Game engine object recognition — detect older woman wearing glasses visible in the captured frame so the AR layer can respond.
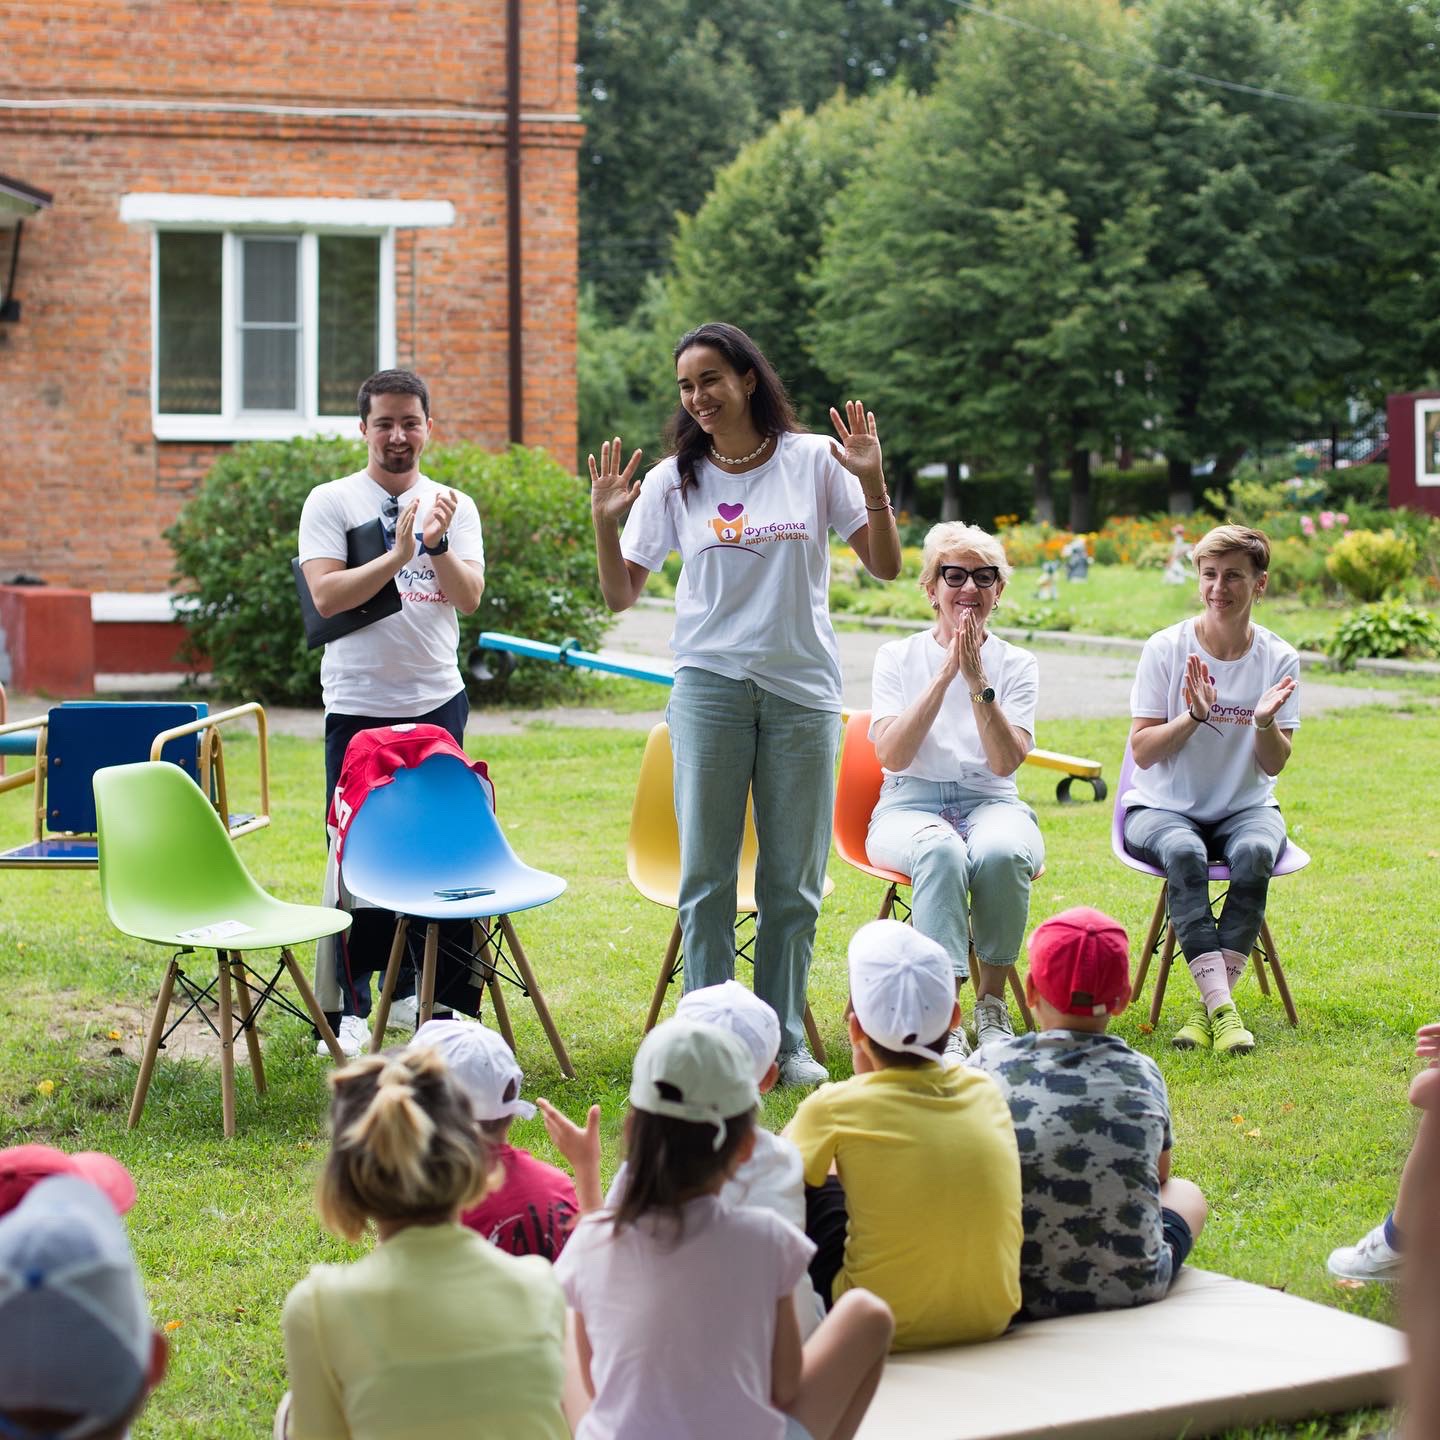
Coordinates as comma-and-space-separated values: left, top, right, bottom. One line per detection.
866, 522, 1044, 1053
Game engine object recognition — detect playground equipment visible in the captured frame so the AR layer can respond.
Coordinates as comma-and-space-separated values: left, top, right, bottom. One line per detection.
470, 632, 1106, 802
0, 700, 269, 867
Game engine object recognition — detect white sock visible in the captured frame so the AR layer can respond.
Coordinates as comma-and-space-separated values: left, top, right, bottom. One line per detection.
1186, 950, 1231, 1014
1221, 948, 1249, 991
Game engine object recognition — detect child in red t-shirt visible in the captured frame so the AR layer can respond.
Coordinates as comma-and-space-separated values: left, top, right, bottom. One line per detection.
411, 1020, 598, 1261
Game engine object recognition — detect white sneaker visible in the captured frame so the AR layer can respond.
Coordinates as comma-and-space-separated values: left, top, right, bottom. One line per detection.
944, 1026, 972, 1063
777, 1047, 828, 1087
1327, 1221, 1403, 1283
973, 995, 1014, 1049
317, 1014, 371, 1059
387, 995, 418, 1031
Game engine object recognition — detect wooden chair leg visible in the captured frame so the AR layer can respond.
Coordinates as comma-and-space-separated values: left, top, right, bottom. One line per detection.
1131, 885, 1169, 1012
369, 916, 411, 1051
418, 923, 439, 1026
1007, 966, 1035, 1033
474, 920, 518, 1054
1259, 918, 1299, 1026
499, 914, 574, 1078
128, 957, 179, 1130
217, 950, 238, 1139
802, 1003, 827, 1064
228, 951, 267, 1095
283, 947, 345, 1063
877, 883, 897, 921
1251, 945, 1273, 996
646, 920, 684, 1033
1149, 924, 1177, 1028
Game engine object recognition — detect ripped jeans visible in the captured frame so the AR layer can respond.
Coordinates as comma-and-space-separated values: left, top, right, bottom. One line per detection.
866, 775, 1045, 978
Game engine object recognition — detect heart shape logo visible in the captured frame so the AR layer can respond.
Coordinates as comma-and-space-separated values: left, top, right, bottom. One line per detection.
717, 502, 744, 522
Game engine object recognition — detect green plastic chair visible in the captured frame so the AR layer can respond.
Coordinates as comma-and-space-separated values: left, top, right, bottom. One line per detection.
93, 761, 351, 1138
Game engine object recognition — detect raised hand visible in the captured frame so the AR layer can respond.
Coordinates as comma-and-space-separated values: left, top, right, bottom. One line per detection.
588, 437, 644, 525
423, 488, 457, 551
536, 1097, 601, 1176
1254, 674, 1297, 728
1182, 652, 1216, 720
828, 401, 884, 497
958, 605, 987, 688
1416, 1024, 1440, 1061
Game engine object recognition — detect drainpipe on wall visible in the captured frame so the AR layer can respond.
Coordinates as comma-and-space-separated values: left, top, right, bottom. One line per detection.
506, 0, 524, 445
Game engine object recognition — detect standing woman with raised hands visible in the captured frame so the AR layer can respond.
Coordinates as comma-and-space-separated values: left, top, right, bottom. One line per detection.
590, 322, 902, 1086
1123, 524, 1300, 1056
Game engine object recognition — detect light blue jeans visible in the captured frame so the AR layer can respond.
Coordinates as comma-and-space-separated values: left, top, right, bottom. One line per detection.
866, 775, 1045, 977
667, 667, 840, 1056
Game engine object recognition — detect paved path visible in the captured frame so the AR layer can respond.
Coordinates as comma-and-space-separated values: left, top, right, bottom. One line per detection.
9, 607, 1414, 741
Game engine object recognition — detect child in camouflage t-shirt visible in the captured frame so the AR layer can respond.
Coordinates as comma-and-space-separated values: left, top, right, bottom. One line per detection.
971, 907, 1208, 1319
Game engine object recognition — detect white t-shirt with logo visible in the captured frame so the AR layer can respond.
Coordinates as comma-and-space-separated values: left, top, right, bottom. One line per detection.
1125, 617, 1301, 823
297, 469, 485, 716
619, 432, 868, 711
870, 629, 1039, 796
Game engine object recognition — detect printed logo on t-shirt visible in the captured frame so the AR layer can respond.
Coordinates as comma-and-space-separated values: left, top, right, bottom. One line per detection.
1195, 695, 1258, 730
396, 551, 448, 605
700, 501, 809, 555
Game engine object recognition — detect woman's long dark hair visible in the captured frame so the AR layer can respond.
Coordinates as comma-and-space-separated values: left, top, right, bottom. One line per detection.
611, 1097, 756, 1241
666, 322, 802, 502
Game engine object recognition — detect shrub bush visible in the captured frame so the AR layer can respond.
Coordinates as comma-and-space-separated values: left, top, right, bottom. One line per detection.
1324, 528, 1417, 603
167, 437, 611, 705
1325, 599, 1440, 669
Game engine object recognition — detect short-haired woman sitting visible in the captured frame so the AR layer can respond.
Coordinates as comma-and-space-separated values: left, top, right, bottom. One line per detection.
1124, 524, 1300, 1056
867, 522, 1045, 1053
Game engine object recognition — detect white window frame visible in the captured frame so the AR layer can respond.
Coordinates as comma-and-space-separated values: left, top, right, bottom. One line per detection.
1417, 398, 1440, 488
122, 195, 454, 442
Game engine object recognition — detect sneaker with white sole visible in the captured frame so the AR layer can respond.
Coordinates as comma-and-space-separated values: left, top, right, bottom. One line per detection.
777, 1047, 828, 1087
387, 995, 419, 1031
944, 1026, 972, 1063
1327, 1221, 1403, 1283
1171, 1003, 1213, 1051
972, 995, 1014, 1049
317, 1013, 370, 1059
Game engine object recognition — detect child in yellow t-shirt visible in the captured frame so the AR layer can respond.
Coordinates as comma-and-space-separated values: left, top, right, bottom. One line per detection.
786, 920, 1022, 1350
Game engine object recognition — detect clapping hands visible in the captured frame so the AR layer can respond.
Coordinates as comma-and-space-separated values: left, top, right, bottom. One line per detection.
1183, 653, 1217, 721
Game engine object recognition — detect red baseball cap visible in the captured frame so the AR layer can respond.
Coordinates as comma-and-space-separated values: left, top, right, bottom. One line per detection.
1028, 907, 1131, 1016
0, 1144, 136, 1217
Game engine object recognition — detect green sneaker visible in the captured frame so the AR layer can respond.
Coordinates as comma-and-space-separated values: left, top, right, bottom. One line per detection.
1211, 1001, 1255, 1055
1171, 1004, 1212, 1050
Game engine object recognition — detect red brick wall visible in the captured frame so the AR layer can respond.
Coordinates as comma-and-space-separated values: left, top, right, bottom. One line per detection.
0, 0, 580, 593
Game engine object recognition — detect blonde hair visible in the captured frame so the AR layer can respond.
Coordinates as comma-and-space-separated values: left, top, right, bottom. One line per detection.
918, 522, 1012, 588
1191, 524, 1270, 574
317, 1046, 492, 1240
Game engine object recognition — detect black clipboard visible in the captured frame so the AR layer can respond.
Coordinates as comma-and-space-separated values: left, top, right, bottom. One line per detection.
292, 518, 403, 649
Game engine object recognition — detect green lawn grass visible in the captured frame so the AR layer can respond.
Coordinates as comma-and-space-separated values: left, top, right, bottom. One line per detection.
1, 709, 1432, 1438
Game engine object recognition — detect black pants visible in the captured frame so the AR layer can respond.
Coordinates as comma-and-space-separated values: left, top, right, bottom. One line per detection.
323, 691, 473, 1025
805, 1175, 850, 1311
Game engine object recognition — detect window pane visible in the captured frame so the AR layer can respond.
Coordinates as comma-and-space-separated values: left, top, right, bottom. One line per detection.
318, 235, 380, 414
242, 238, 298, 323
157, 233, 221, 413
241, 327, 299, 411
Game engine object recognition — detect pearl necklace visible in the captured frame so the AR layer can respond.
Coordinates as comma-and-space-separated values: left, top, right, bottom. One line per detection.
709, 434, 772, 466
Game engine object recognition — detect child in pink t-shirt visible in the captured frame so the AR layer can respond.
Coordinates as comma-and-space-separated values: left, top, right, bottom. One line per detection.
411, 1020, 596, 1261
552, 1019, 894, 1440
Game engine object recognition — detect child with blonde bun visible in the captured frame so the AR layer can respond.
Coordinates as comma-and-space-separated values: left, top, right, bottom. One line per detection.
277, 1046, 568, 1439
553, 1018, 894, 1440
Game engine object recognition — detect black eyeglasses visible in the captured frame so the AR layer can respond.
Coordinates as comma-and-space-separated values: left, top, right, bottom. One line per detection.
380, 495, 400, 551
937, 564, 1000, 589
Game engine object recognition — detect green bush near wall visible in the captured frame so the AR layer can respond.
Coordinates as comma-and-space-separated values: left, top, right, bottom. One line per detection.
166, 438, 610, 705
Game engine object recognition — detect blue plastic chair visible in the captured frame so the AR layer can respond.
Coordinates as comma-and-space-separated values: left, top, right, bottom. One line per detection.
339, 752, 574, 1077
1111, 744, 1307, 1026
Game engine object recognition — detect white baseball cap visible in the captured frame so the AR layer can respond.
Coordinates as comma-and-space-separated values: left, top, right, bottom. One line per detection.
848, 919, 955, 1061
630, 1018, 759, 1151
675, 981, 781, 1083
0, 1175, 153, 1439
412, 1019, 536, 1122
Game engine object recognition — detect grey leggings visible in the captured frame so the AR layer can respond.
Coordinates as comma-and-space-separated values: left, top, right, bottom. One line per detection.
1123, 804, 1287, 961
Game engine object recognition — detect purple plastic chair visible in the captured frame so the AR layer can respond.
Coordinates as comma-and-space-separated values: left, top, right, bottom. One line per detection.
1111, 745, 1308, 1027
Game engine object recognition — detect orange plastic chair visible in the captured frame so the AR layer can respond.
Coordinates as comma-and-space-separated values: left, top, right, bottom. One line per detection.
834, 710, 1037, 1031
627, 722, 829, 1060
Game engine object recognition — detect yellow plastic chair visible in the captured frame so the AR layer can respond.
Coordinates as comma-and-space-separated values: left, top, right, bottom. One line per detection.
627, 722, 830, 1061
